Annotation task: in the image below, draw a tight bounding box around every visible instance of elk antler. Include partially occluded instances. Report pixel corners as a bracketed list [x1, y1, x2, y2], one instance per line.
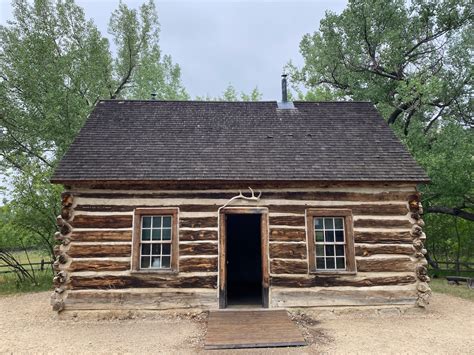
[222, 187, 262, 208]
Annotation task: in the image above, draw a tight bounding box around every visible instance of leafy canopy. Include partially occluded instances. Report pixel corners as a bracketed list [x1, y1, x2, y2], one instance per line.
[0, 0, 188, 257]
[289, 0, 472, 132]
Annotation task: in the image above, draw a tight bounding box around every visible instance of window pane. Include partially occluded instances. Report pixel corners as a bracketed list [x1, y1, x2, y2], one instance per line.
[324, 218, 334, 229]
[152, 229, 162, 240]
[162, 216, 172, 228]
[315, 218, 324, 230]
[142, 216, 152, 228]
[336, 257, 345, 269]
[151, 256, 162, 268]
[152, 216, 162, 228]
[315, 231, 324, 242]
[141, 229, 151, 241]
[334, 218, 344, 229]
[161, 256, 171, 268]
[162, 243, 171, 255]
[325, 230, 334, 242]
[335, 245, 345, 256]
[162, 228, 171, 240]
[325, 245, 335, 256]
[326, 258, 335, 269]
[152, 244, 161, 255]
[316, 257, 325, 269]
[140, 256, 150, 268]
[316, 245, 324, 256]
[141, 244, 150, 255]
[335, 230, 344, 242]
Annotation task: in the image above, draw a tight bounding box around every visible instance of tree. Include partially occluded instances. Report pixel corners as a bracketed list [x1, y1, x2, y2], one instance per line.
[108, 0, 188, 100]
[0, 0, 188, 261]
[289, 0, 473, 268]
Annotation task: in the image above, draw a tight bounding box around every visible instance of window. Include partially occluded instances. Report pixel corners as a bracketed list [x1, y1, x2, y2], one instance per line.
[132, 208, 178, 272]
[306, 209, 356, 273]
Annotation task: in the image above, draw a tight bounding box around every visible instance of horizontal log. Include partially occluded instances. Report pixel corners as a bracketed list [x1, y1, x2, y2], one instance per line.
[269, 204, 408, 216]
[61, 206, 73, 220]
[71, 215, 132, 229]
[271, 286, 417, 307]
[70, 274, 217, 289]
[269, 228, 306, 242]
[74, 203, 408, 216]
[68, 244, 131, 258]
[69, 231, 132, 242]
[355, 244, 415, 257]
[269, 216, 305, 227]
[180, 217, 217, 229]
[271, 259, 308, 274]
[179, 243, 218, 256]
[269, 243, 307, 259]
[354, 231, 413, 244]
[74, 191, 412, 202]
[177, 205, 220, 212]
[356, 257, 415, 272]
[75, 205, 136, 212]
[354, 219, 412, 229]
[75, 204, 221, 213]
[271, 274, 417, 287]
[69, 259, 130, 272]
[57, 180, 417, 190]
[179, 230, 218, 241]
[64, 289, 218, 310]
[61, 192, 74, 207]
[179, 257, 218, 272]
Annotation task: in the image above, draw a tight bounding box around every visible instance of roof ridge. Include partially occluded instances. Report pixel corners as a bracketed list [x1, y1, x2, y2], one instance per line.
[98, 99, 278, 104]
[96, 99, 374, 105]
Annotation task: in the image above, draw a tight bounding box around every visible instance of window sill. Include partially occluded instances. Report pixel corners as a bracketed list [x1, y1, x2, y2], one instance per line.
[309, 270, 357, 276]
[130, 269, 178, 275]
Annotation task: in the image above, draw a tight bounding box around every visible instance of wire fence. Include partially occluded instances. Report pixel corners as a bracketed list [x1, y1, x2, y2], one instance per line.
[0, 260, 54, 274]
[428, 261, 474, 276]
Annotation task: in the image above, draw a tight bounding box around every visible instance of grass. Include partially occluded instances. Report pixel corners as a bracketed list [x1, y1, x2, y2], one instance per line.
[430, 278, 474, 301]
[0, 249, 53, 295]
[0, 269, 53, 295]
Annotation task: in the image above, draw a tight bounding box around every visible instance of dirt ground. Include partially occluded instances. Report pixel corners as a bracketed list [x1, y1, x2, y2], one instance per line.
[0, 292, 473, 354]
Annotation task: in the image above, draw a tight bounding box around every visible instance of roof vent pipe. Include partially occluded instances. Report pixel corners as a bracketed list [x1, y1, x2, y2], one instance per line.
[151, 92, 157, 100]
[277, 74, 295, 109]
[281, 74, 288, 102]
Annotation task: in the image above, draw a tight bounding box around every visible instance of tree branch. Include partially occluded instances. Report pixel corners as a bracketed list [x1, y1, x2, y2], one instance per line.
[7, 131, 53, 168]
[387, 101, 413, 124]
[111, 37, 135, 99]
[425, 206, 474, 221]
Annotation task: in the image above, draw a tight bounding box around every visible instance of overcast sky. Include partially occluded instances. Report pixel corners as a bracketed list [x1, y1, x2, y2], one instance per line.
[0, 0, 347, 100]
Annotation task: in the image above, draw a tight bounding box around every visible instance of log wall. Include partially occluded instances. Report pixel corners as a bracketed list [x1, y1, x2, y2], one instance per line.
[51, 184, 430, 311]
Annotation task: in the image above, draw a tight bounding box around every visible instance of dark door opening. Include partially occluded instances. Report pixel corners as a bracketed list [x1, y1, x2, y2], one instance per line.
[226, 214, 262, 307]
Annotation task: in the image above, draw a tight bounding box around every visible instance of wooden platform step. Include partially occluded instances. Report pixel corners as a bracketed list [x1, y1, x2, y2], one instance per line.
[204, 309, 306, 350]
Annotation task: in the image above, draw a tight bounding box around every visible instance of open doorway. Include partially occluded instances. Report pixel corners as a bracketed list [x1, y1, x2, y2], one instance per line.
[226, 214, 262, 307]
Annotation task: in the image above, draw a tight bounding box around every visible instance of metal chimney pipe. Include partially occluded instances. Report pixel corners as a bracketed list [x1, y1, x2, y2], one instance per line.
[281, 74, 288, 103]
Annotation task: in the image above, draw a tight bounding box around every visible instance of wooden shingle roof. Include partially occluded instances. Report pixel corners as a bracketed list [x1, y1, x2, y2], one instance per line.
[51, 100, 429, 183]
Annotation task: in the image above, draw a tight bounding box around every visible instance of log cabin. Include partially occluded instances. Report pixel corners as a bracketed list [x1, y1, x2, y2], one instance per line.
[50, 83, 431, 312]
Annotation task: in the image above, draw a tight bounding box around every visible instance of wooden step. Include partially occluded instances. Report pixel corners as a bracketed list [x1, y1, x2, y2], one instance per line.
[204, 309, 306, 349]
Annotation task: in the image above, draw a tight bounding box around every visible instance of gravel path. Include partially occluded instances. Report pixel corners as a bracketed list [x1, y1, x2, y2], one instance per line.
[0, 291, 472, 354]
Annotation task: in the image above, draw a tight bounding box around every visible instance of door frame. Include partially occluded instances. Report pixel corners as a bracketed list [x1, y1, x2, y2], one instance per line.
[218, 207, 269, 309]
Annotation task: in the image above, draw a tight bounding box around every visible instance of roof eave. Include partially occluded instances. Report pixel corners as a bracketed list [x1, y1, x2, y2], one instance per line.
[50, 177, 431, 188]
